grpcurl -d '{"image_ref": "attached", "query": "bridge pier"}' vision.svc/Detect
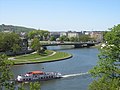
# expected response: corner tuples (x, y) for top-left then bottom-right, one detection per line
(74, 45), (83, 48)
(87, 43), (95, 47)
(74, 44), (95, 48)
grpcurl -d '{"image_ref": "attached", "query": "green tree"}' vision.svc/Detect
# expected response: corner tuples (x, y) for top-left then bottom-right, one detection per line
(0, 54), (41, 90)
(89, 24), (120, 90)
(40, 30), (50, 40)
(27, 30), (38, 39)
(30, 82), (41, 90)
(0, 54), (14, 90)
(102, 31), (108, 42)
(31, 38), (42, 54)
(79, 35), (91, 42)
(50, 36), (56, 41)
(59, 35), (69, 41)
(0, 32), (21, 52)
(27, 30), (49, 40)
(11, 44), (21, 55)
(18, 82), (41, 90)
(69, 37), (75, 42)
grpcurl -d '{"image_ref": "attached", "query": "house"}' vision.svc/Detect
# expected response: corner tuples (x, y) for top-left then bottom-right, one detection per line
(90, 31), (103, 42)
(67, 31), (82, 38)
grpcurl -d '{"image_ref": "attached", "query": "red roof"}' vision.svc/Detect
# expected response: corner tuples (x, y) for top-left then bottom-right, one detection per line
(28, 71), (44, 74)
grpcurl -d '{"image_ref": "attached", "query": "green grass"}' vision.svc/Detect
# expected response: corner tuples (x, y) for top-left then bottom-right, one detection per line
(14, 50), (53, 60)
(13, 50), (72, 64)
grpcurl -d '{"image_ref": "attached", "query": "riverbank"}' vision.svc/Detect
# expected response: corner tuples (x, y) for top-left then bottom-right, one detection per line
(10, 50), (72, 65)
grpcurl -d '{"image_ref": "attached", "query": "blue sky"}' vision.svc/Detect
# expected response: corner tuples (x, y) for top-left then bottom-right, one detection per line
(0, 0), (120, 31)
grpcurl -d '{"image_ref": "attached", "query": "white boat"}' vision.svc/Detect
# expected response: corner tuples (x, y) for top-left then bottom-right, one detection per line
(16, 71), (62, 82)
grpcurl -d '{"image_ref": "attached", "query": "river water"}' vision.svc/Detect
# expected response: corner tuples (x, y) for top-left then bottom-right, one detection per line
(11, 46), (99, 90)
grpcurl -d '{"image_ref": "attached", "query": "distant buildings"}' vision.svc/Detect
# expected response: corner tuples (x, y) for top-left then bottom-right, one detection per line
(50, 30), (104, 42)
(50, 32), (60, 39)
(89, 31), (103, 42)
(0, 24), (104, 42)
(67, 31), (82, 38)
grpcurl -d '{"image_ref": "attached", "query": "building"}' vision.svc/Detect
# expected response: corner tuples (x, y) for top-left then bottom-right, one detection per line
(67, 31), (82, 38)
(90, 31), (103, 42)
(60, 32), (68, 37)
(50, 32), (60, 39)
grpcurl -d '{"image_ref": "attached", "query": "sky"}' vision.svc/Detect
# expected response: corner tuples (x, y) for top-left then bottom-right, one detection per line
(0, 0), (120, 31)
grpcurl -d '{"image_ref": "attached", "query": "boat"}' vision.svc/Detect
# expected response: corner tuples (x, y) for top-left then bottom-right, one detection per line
(16, 71), (62, 82)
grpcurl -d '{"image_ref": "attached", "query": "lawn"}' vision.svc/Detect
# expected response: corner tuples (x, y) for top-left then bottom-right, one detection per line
(13, 50), (72, 64)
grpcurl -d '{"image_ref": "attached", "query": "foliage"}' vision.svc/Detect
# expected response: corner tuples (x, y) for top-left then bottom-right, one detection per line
(79, 35), (91, 42)
(27, 30), (49, 40)
(30, 38), (42, 54)
(89, 24), (120, 90)
(0, 54), (41, 90)
(59, 35), (69, 41)
(18, 82), (41, 90)
(66, 35), (91, 42)
(89, 78), (120, 90)
(69, 37), (76, 42)
(0, 32), (21, 52)
(11, 44), (21, 54)
(50, 36), (56, 41)
(0, 54), (14, 90)
(30, 82), (41, 90)
(102, 31), (108, 42)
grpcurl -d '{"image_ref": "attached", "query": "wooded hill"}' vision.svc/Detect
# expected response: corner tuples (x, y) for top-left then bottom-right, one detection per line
(0, 24), (37, 33)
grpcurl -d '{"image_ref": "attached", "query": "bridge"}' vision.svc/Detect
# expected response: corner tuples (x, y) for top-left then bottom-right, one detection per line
(41, 42), (99, 48)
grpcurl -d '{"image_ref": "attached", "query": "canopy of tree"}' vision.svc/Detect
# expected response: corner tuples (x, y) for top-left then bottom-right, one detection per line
(50, 36), (56, 41)
(27, 30), (49, 40)
(31, 38), (41, 52)
(0, 32), (21, 52)
(59, 35), (69, 41)
(89, 24), (120, 90)
(0, 54), (14, 90)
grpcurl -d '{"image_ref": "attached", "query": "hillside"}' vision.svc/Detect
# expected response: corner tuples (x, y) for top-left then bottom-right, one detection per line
(0, 24), (37, 33)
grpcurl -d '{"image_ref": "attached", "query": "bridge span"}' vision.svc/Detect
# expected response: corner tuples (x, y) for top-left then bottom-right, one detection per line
(41, 42), (99, 48)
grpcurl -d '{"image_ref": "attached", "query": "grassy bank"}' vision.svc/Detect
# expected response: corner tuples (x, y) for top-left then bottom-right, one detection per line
(12, 50), (72, 65)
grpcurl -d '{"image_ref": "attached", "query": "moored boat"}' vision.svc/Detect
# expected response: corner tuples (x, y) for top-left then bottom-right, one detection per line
(16, 71), (62, 82)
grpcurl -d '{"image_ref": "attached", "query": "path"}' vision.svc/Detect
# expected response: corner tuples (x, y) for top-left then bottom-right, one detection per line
(8, 51), (56, 61)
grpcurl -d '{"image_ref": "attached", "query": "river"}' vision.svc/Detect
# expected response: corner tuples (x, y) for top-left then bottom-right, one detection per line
(11, 46), (99, 90)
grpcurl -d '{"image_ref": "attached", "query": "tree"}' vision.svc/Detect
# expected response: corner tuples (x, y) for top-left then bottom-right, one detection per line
(31, 38), (42, 54)
(0, 54), (41, 90)
(50, 36), (56, 41)
(79, 35), (91, 42)
(0, 32), (21, 52)
(11, 44), (21, 55)
(59, 35), (69, 41)
(69, 37), (75, 42)
(89, 24), (120, 90)
(30, 82), (41, 90)
(18, 82), (41, 90)
(27, 30), (49, 40)
(0, 54), (14, 90)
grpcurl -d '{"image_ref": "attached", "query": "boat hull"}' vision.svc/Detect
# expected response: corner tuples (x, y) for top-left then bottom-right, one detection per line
(16, 77), (62, 83)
